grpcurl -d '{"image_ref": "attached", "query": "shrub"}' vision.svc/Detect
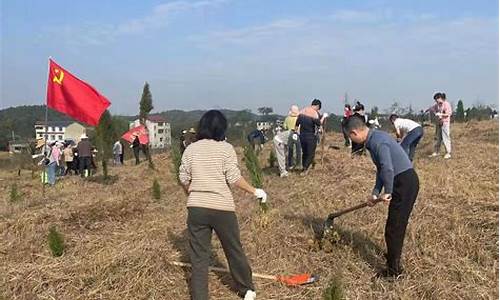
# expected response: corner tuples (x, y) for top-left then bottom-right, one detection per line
(48, 226), (64, 257)
(170, 144), (182, 184)
(9, 183), (21, 203)
(152, 178), (161, 200)
(323, 276), (344, 300)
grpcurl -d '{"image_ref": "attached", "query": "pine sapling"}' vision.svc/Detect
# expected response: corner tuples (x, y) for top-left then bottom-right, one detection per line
(244, 146), (268, 212)
(9, 183), (21, 203)
(152, 178), (161, 200)
(268, 150), (277, 168)
(48, 226), (64, 257)
(323, 276), (344, 300)
(171, 144), (182, 184)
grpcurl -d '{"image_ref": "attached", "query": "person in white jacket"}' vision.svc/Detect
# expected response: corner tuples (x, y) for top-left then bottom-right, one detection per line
(112, 140), (123, 165)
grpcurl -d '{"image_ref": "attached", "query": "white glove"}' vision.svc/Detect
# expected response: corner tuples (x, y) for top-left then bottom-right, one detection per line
(254, 188), (267, 203)
(323, 113), (329, 118)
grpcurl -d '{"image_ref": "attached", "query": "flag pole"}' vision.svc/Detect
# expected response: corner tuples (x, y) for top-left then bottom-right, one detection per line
(42, 57), (51, 195)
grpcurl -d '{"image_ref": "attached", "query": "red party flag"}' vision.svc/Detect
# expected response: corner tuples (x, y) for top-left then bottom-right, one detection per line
(122, 125), (149, 145)
(46, 58), (111, 126)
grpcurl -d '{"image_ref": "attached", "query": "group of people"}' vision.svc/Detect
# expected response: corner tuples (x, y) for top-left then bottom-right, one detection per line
(177, 92), (455, 299)
(271, 99), (328, 178)
(39, 133), (97, 186)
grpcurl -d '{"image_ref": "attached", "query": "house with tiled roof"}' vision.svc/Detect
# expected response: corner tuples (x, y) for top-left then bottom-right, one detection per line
(129, 115), (172, 149)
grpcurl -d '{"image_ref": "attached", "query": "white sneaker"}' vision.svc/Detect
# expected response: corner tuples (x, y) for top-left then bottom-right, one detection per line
(280, 171), (289, 178)
(244, 290), (256, 300)
(444, 153), (451, 159)
(428, 152), (438, 158)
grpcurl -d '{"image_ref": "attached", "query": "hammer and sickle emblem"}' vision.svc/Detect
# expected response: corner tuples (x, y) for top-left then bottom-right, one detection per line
(53, 69), (64, 85)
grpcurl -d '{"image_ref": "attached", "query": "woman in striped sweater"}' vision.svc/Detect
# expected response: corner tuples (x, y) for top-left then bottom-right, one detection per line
(179, 110), (267, 300)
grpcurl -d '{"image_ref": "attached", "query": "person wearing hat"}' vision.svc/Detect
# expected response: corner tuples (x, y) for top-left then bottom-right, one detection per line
(77, 133), (92, 177)
(295, 99), (327, 175)
(284, 105), (301, 170)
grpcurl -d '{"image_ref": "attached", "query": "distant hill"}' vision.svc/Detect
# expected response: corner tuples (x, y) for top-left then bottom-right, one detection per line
(0, 105), (289, 150)
(0, 105), (73, 150)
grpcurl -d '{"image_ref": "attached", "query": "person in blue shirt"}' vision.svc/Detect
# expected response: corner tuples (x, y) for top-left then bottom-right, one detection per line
(345, 115), (420, 279)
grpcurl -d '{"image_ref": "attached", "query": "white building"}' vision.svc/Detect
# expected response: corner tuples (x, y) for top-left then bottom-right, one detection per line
(256, 121), (272, 131)
(34, 121), (85, 143)
(129, 115), (172, 149)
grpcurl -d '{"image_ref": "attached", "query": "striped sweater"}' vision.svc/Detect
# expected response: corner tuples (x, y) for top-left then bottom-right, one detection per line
(179, 139), (242, 211)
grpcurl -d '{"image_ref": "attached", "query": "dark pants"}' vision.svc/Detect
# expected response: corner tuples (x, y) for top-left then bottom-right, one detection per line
(300, 134), (317, 170)
(120, 153), (124, 164)
(385, 168), (419, 272)
(79, 156), (91, 177)
(133, 147), (140, 165)
(187, 207), (254, 300)
(64, 161), (74, 175)
(341, 118), (350, 146)
(400, 127), (423, 161)
(287, 132), (301, 168)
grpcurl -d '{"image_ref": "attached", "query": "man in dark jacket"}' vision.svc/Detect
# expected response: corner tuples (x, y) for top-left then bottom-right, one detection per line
(247, 129), (266, 152)
(345, 116), (419, 279)
(77, 134), (92, 177)
(132, 135), (141, 165)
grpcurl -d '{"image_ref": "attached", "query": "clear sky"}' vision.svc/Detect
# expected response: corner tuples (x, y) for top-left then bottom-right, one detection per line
(1, 0), (498, 115)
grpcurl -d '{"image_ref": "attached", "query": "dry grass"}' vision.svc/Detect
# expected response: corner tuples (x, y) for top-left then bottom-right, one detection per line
(0, 120), (498, 299)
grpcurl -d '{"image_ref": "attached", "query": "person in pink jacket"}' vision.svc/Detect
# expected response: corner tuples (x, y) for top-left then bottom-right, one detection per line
(426, 92), (452, 159)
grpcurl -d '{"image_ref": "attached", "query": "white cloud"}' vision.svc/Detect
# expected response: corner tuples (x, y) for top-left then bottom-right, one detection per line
(190, 18), (307, 47)
(330, 9), (389, 23)
(41, 0), (229, 46)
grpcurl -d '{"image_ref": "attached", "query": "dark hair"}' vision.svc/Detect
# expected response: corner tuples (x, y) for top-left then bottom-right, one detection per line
(196, 110), (227, 141)
(345, 104), (351, 109)
(311, 99), (322, 109)
(433, 92), (446, 100)
(389, 114), (399, 122)
(353, 101), (364, 112)
(345, 114), (368, 133)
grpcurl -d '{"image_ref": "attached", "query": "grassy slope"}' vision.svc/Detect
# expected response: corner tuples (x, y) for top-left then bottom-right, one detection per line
(0, 120), (498, 299)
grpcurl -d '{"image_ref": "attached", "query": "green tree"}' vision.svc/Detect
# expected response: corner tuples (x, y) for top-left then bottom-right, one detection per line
(370, 106), (379, 118)
(152, 179), (161, 200)
(48, 226), (64, 257)
(138, 82), (155, 169)
(455, 100), (465, 122)
(257, 107), (273, 116)
(95, 110), (113, 179)
(139, 82), (154, 125)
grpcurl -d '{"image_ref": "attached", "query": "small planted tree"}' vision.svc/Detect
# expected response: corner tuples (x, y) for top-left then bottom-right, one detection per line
(152, 178), (161, 200)
(244, 146), (268, 212)
(323, 276), (344, 300)
(48, 226), (64, 257)
(9, 183), (21, 203)
(170, 144), (182, 184)
(456, 100), (465, 122)
(268, 150), (277, 168)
